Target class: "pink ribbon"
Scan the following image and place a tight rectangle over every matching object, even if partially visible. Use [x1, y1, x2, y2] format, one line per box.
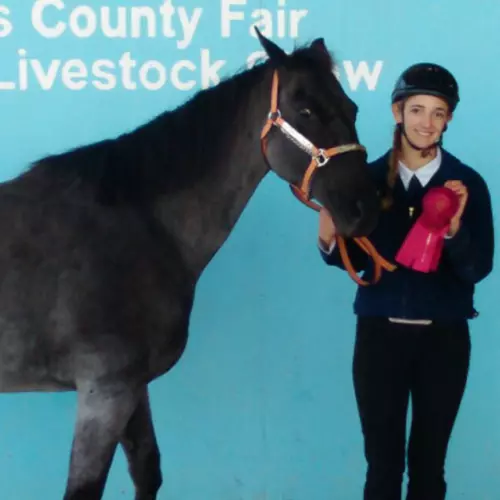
[395, 186, 460, 273]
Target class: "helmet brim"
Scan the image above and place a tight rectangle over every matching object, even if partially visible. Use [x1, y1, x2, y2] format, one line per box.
[391, 88, 459, 111]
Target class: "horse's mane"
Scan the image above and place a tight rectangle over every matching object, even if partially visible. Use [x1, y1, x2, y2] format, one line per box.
[16, 42, 336, 205]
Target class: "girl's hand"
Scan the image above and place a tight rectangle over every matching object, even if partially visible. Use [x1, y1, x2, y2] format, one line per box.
[444, 180, 468, 237]
[319, 207, 336, 247]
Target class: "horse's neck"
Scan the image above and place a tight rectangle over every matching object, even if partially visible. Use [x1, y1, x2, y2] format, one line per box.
[159, 155, 268, 278]
[155, 79, 271, 279]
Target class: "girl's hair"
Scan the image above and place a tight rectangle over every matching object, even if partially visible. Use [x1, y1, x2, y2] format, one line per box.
[381, 124, 402, 210]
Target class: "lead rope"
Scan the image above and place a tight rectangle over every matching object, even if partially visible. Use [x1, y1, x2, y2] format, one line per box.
[290, 188, 396, 286]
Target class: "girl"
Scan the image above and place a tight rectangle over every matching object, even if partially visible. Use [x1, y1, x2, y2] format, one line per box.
[319, 63, 494, 500]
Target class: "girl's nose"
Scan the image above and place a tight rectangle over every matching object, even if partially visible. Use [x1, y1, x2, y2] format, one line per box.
[422, 114, 433, 128]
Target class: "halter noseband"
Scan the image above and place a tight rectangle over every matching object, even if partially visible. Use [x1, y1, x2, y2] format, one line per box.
[260, 70, 396, 286]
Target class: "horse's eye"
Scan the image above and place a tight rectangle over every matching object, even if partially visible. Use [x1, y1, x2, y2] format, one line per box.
[299, 108, 312, 118]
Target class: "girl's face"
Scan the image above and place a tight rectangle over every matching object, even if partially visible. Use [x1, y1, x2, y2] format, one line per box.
[392, 94, 452, 150]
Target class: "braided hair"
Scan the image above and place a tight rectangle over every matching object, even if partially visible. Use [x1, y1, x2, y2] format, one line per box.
[381, 123, 402, 210]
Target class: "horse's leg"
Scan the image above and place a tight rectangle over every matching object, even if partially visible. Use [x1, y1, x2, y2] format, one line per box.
[120, 388, 162, 500]
[63, 382, 142, 500]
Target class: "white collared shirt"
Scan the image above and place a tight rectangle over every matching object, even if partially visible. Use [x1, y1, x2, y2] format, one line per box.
[398, 147, 442, 189]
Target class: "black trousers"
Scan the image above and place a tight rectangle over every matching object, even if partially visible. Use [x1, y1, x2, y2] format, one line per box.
[353, 316, 471, 500]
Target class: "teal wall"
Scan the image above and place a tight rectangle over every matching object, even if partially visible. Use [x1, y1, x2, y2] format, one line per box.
[0, 1, 498, 498]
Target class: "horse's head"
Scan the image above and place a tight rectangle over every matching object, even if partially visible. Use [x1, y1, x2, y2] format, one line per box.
[256, 30, 379, 237]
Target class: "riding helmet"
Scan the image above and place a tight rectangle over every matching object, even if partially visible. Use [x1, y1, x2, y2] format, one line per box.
[391, 63, 460, 112]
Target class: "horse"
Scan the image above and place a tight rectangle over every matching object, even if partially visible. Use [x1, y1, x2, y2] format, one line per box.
[0, 29, 380, 499]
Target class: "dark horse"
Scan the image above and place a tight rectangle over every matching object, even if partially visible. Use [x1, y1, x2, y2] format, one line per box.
[0, 31, 379, 499]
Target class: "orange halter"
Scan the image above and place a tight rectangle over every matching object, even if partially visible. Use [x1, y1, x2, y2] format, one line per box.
[260, 70, 396, 286]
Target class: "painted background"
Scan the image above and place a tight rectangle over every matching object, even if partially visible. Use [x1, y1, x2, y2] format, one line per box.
[0, 0, 498, 498]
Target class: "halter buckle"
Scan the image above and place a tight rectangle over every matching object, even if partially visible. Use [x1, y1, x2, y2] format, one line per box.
[314, 149, 329, 167]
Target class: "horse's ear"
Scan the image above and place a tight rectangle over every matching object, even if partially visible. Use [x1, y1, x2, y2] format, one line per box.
[311, 38, 328, 53]
[254, 27, 287, 66]
[310, 37, 333, 69]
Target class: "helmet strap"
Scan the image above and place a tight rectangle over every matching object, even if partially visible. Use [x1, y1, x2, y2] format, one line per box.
[398, 122, 440, 158]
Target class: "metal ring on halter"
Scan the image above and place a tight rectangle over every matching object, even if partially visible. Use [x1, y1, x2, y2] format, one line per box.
[314, 149, 329, 167]
[268, 110, 281, 121]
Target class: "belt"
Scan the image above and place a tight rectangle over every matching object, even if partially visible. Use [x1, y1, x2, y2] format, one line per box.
[388, 317, 433, 325]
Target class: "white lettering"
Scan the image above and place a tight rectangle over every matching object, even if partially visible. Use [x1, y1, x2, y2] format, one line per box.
[139, 61, 167, 90]
[201, 49, 226, 89]
[277, 0, 286, 38]
[343, 61, 384, 91]
[30, 0, 203, 46]
[3, 50, 382, 94]
[289, 8, 308, 38]
[246, 50, 267, 69]
[221, 0, 245, 38]
[62, 59, 88, 90]
[101, 6, 127, 38]
[18, 49, 28, 90]
[70, 6, 97, 38]
[119, 52, 137, 90]
[92, 60, 116, 90]
[30, 58, 61, 90]
[249, 0, 309, 38]
[0, 81, 15, 90]
[177, 6, 202, 49]
[159, 0, 175, 37]
[250, 9, 272, 37]
[0, 5, 13, 38]
[131, 7, 156, 38]
[32, 0, 65, 39]
[171, 60, 196, 91]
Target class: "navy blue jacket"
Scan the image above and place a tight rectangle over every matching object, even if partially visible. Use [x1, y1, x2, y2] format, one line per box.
[320, 149, 495, 321]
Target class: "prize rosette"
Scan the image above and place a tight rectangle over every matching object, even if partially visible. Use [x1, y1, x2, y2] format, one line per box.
[395, 186, 460, 273]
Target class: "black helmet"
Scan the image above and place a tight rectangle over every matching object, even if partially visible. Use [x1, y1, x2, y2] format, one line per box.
[391, 63, 460, 112]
